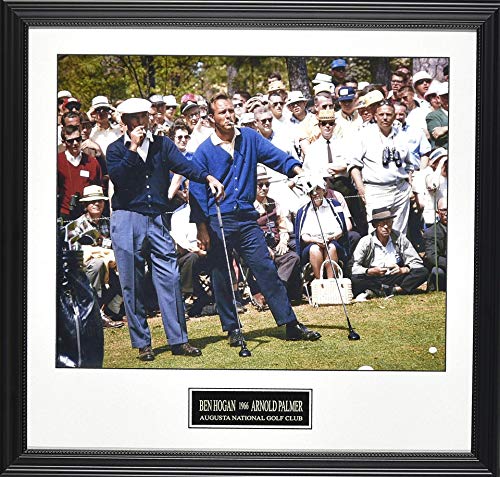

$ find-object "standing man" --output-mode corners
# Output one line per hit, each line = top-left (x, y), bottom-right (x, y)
(106, 98), (224, 361)
(330, 58), (348, 87)
(412, 71), (434, 110)
(334, 86), (362, 139)
(426, 82), (449, 149)
(57, 125), (102, 220)
(423, 196), (447, 292)
(347, 100), (413, 234)
(189, 93), (321, 348)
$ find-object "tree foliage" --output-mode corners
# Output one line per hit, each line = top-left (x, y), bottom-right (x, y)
(58, 55), (414, 109)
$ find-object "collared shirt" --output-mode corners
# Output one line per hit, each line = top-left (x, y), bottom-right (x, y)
(334, 109), (362, 140)
(371, 235), (401, 268)
(65, 150), (82, 167)
(90, 124), (122, 157)
(302, 135), (348, 178)
(123, 131), (154, 162)
(300, 199), (343, 238)
(398, 122), (432, 170)
(210, 127), (241, 158)
(347, 123), (413, 184)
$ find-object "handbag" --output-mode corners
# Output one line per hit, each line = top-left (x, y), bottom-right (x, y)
(310, 260), (353, 306)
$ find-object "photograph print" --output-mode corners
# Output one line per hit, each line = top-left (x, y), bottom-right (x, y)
(56, 54), (448, 371)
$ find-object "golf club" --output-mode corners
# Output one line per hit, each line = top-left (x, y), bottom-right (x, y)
(214, 200), (251, 357)
(300, 176), (360, 341)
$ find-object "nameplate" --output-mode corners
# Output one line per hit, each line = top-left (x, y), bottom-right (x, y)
(189, 388), (312, 429)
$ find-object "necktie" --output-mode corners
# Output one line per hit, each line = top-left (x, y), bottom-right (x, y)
(326, 139), (333, 163)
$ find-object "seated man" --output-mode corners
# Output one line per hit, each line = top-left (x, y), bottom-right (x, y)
(351, 207), (428, 301)
(423, 197), (447, 291)
(169, 200), (214, 315)
(72, 185), (124, 328)
(249, 166), (302, 306)
(295, 177), (351, 279)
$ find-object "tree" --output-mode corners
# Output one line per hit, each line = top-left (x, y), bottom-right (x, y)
(286, 57), (310, 98)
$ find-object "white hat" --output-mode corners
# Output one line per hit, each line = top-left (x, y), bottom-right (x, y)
(412, 70), (433, 85)
(88, 95), (115, 115)
(312, 73), (332, 85)
(436, 81), (449, 96)
(429, 147), (448, 164)
(356, 90), (384, 108)
(424, 80), (442, 99)
(163, 95), (179, 107)
(357, 81), (370, 91)
(239, 112), (256, 125)
(117, 98), (152, 114)
(313, 82), (335, 95)
(286, 91), (307, 106)
(256, 164), (271, 182)
(58, 90), (72, 99)
(79, 185), (109, 202)
(149, 94), (166, 104)
(307, 175), (327, 190)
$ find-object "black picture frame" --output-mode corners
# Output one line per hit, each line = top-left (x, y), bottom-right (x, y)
(1, 1), (498, 475)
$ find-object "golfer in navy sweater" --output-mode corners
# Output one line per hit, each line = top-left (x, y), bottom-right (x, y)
(107, 98), (224, 361)
(190, 93), (321, 348)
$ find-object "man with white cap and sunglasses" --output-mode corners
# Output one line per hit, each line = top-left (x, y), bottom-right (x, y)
(88, 95), (121, 158)
(106, 97), (224, 361)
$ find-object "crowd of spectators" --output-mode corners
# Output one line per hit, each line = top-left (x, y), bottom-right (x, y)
(57, 57), (448, 332)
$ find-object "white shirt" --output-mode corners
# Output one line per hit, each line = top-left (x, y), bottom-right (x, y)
(210, 127), (241, 158)
(371, 236), (401, 268)
(169, 204), (198, 251)
(123, 131), (153, 162)
(303, 135), (348, 178)
(65, 150), (82, 167)
(300, 200), (343, 239)
(347, 123), (413, 184)
(90, 124), (122, 157)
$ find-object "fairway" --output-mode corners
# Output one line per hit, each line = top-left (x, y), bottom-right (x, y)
(103, 291), (446, 371)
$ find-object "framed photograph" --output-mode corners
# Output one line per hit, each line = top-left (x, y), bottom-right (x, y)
(2, 1), (499, 476)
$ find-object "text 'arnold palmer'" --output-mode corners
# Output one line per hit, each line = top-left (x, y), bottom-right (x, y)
(199, 399), (303, 413)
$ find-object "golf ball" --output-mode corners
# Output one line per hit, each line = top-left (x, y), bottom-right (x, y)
(358, 365), (374, 371)
(429, 346), (438, 354)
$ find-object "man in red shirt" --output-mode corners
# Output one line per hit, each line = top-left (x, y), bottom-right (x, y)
(57, 124), (102, 220)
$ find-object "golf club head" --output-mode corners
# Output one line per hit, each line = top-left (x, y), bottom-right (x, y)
(348, 329), (361, 341)
(239, 346), (251, 357)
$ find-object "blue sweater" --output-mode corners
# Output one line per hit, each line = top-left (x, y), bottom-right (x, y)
(107, 135), (208, 215)
(189, 128), (301, 222)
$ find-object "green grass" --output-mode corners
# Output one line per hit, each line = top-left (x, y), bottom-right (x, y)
(103, 292), (446, 371)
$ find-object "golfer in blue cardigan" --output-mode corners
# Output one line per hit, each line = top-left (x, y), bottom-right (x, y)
(190, 93), (321, 348)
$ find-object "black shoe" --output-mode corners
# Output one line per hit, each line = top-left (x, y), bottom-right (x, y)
(286, 322), (321, 341)
(138, 345), (155, 361)
(171, 342), (202, 357)
(228, 329), (246, 347)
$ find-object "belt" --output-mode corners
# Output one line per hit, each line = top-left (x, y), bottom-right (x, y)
(363, 178), (408, 186)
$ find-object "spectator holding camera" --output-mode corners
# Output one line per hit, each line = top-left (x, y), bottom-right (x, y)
(57, 124), (102, 220)
(347, 100), (413, 234)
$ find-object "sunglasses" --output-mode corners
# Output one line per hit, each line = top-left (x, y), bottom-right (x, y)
(233, 102), (243, 107)
(64, 136), (83, 144)
(166, 105), (177, 110)
(95, 108), (110, 115)
(257, 182), (270, 188)
(271, 101), (285, 107)
(415, 79), (431, 86)
(66, 102), (81, 111)
(175, 134), (190, 140)
(260, 117), (273, 124)
(319, 121), (335, 127)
